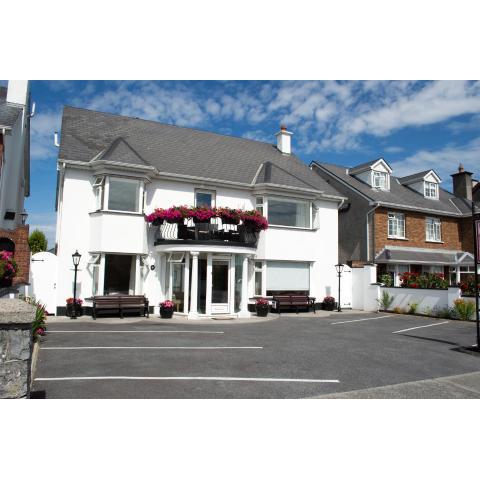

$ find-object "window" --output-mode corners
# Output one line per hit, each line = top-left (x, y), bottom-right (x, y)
(168, 252), (185, 263)
(267, 197), (310, 228)
(373, 171), (388, 189)
(108, 177), (140, 212)
(426, 217), (441, 242)
(88, 254), (101, 296)
(92, 176), (105, 210)
(254, 261), (263, 296)
(388, 212), (405, 238)
(424, 181), (438, 199)
(255, 197), (264, 216)
(266, 261), (310, 295)
(195, 189), (215, 207)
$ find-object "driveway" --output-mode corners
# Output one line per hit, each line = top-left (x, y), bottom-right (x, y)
(32, 312), (480, 398)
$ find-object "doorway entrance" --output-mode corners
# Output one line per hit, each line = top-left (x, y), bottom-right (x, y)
(104, 254), (136, 295)
(211, 259), (230, 314)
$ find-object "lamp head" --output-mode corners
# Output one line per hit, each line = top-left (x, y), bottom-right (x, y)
(72, 250), (81, 266)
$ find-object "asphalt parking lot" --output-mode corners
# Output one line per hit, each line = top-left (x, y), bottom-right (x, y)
(32, 312), (480, 398)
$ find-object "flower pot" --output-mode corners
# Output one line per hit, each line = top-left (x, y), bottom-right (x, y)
(66, 304), (83, 317)
(323, 303), (335, 311)
(255, 305), (269, 317)
(160, 306), (174, 319)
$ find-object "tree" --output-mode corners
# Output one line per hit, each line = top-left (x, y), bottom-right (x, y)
(28, 229), (48, 254)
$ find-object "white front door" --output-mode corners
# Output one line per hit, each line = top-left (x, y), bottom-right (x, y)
(211, 259), (230, 314)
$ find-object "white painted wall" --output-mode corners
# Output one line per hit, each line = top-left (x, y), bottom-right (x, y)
(30, 252), (58, 314)
(381, 286), (461, 314)
(55, 170), (341, 314)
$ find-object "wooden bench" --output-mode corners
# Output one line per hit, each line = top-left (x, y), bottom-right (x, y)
(272, 295), (316, 314)
(92, 295), (149, 319)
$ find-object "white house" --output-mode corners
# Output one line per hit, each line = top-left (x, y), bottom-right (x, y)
(54, 108), (345, 318)
(0, 80), (32, 288)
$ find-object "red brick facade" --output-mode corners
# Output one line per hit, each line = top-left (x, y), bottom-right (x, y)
(374, 207), (471, 256)
(0, 225), (30, 284)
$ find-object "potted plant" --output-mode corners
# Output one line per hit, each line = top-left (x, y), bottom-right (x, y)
(0, 250), (18, 287)
(66, 297), (83, 317)
(323, 296), (335, 311)
(190, 206), (215, 225)
(255, 297), (269, 317)
(216, 207), (241, 225)
(160, 300), (175, 318)
(240, 210), (269, 232)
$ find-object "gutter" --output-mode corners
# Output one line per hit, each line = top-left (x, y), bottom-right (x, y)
(366, 203), (379, 262)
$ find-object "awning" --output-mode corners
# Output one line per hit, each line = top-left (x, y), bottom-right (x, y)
(375, 247), (474, 266)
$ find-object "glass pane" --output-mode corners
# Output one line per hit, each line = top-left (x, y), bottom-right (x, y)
(212, 262), (229, 303)
(108, 178), (139, 212)
(104, 254), (134, 295)
(234, 256), (242, 312)
(268, 198), (309, 228)
(171, 263), (184, 312)
(255, 271), (262, 295)
(196, 192), (212, 207)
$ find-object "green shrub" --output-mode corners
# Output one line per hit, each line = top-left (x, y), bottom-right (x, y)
(378, 290), (394, 310)
(408, 302), (419, 314)
(453, 299), (476, 321)
(28, 229), (48, 255)
(378, 274), (393, 287)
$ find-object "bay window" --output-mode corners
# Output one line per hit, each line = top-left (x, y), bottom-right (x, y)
(426, 217), (441, 242)
(107, 177), (141, 212)
(267, 197), (311, 228)
(388, 212), (405, 238)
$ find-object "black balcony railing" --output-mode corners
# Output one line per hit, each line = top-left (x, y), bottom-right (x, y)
(153, 220), (258, 248)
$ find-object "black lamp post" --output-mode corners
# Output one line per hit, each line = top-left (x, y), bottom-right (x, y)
(335, 263), (344, 312)
(471, 201), (479, 351)
(72, 250), (81, 319)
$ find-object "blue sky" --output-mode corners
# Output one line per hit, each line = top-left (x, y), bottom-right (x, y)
(7, 80), (480, 247)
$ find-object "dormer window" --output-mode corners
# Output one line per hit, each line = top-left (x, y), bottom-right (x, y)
(424, 181), (438, 199)
(373, 171), (389, 190)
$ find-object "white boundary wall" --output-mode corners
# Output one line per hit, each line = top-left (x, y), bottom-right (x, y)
(380, 286), (461, 314)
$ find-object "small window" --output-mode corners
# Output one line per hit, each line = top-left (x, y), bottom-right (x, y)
(92, 176), (105, 188)
(168, 252), (185, 263)
(388, 212), (405, 238)
(93, 176), (105, 210)
(424, 181), (438, 199)
(426, 217), (441, 242)
(87, 254), (100, 265)
(267, 197), (311, 228)
(372, 171), (388, 189)
(108, 177), (140, 212)
(255, 197), (264, 216)
(195, 189), (216, 208)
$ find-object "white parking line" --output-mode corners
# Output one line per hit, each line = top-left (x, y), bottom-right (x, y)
(331, 315), (393, 325)
(392, 321), (449, 334)
(34, 376), (339, 383)
(47, 330), (224, 334)
(42, 346), (262, 350)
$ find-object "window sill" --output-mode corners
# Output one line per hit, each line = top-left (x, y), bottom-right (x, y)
(268, 224), (314, 231)
(387, 236), (408, 241)
(426, 240), (443, 244)
(89, 210), (145, 216)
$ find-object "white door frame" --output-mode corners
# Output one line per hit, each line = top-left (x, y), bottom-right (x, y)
(211, 256), (231, 314)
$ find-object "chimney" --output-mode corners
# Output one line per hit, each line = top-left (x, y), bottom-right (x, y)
(6, 80), (30, 106)
(451, 163), (473, 200)
(275, 125), (293, 155)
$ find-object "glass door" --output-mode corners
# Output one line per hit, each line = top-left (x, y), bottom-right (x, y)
(211, 260), (230, 314)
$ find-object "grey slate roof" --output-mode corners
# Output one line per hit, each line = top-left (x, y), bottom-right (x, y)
(375, 247), (474, 265)
(59, 106), (343, 197)
(0, 87), (22, 128)
(315, 162), (472, 215)
(398, 170), (437, 184)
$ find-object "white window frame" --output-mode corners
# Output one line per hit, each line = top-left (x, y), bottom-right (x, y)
(92, 176), (105, 211)
(255, 196), (264, 216)
(426, 217), (441, 242)
(388, 212), (406, 239)
(105, 176), (143, 214)
(372, 170), (389, 190)
(168, 252), (185, 263)
(424, 181), (438, 199)
(195, 189), (216, 208)
(266, 196), (312, 230)
(254, 261), (264, 296)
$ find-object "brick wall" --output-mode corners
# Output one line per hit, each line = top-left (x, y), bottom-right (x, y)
(374, 207), (464, 256)
(0, 225), (30, 284)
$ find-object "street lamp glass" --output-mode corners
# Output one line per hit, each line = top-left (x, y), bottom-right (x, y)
(72, 250), (81, 266)
(335, 263), (344, 274)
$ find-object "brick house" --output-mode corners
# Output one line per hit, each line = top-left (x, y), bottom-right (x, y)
(0, 81), (31, 287)
(311, 158), (478, 286)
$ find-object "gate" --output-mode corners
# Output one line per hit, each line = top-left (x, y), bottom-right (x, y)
(30, 251), (58, 314)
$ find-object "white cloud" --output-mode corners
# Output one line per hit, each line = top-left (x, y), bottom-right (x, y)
(30, 110), (62, 161)
(384, 146), (404, 154)
(390, 137), (480, 183)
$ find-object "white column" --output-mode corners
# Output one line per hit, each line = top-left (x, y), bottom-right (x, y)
(206, 253), (213, 315)
(183, 252), (190, 315)
(239, 254), (250, 318)
(189, 251), (199, 318)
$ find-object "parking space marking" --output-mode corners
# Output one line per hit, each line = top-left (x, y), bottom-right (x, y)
(392, 321), (449, 334)
(34, 376), (339, 383)
(42, 346), (263, 350)
(331, 314), (393, 325)
(47, 330), (224, 334)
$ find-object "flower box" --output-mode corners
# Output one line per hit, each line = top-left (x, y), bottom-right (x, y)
(255, 298), (269, 317)
(160, 300), (175, 319)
